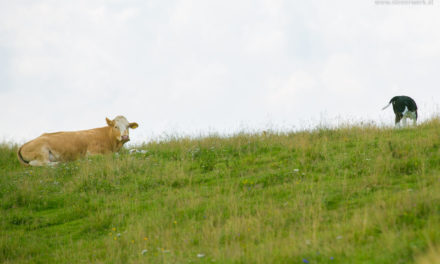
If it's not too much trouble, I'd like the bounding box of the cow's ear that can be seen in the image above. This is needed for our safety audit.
[106,117,115,127]
[129,122,139,129]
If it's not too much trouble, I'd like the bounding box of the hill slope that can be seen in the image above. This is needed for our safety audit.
[1,119,440,263]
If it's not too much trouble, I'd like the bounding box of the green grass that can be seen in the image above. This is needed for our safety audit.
[2,119,440,263]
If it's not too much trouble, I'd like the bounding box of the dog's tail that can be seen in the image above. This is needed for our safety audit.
[382,97,397,110]
[382,102,391,110]
[17,145,30,166]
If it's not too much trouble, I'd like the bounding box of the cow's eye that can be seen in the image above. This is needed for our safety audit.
[115,126,118,129]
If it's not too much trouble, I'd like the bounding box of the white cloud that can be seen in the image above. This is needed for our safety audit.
[1,0,440,143]
[321,53,363,95]
[267,70,318,110]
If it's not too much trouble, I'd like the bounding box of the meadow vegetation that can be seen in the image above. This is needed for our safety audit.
[1,118,440,263]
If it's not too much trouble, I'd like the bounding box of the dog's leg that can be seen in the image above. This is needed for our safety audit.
[410,112,417,126]
[395,115,402,128]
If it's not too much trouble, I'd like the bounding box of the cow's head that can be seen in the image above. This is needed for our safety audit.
[106,116,138,143]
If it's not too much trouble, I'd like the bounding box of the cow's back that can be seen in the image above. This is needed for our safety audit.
[35,131,89,161]
[45,127,115,159]
[20,127,112,162]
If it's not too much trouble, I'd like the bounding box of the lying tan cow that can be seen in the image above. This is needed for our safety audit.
[17,116,139,166]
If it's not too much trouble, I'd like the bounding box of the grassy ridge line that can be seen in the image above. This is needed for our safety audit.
[1,118,440,263]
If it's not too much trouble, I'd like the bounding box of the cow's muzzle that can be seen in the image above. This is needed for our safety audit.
[121,135,130,142]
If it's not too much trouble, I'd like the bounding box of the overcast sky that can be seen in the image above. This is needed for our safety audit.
[1,0,440,144]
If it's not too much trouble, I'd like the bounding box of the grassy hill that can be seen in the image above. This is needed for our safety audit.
[1,119,440,264]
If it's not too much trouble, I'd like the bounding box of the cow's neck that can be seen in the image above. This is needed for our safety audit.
[106,127,125,152]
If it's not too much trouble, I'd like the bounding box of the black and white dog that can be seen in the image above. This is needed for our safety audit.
[382,96,418,127]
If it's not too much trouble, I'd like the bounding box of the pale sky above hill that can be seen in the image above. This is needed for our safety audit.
[1,0,440,144]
